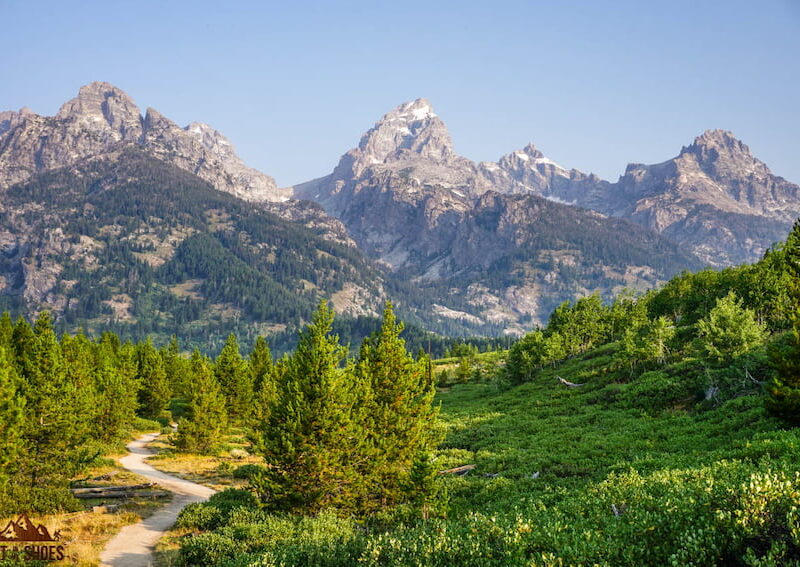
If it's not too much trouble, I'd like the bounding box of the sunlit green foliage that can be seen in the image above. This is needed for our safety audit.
[175,352,228,454]
[766,219,800,421]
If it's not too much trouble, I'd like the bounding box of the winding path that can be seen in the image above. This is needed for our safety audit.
[99,433,216,567]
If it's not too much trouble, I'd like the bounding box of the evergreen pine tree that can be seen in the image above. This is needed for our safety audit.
[250,336,273,393]
[135,339,171,419]
[249,336,275,424]
[0,347,24,487]
[20,312,92,486]
[356,302,439,508]
[251,301,356,513]
[767,220,800,420]
[94,341,139,444]
[175,351,228,454]
[61,333,100,439]
[215,333,253,421]
[0,312,14,351]
[162,335,190,399]
[405,452,446,520]
[11,316,35,381]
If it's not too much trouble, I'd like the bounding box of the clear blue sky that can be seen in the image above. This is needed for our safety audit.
[2,0,798,186]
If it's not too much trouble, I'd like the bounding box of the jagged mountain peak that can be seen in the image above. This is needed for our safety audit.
[690,128,741,149]
[185,121,236,155]
[682,129,758,165]
[499,142,567,172]
[349,97,454,173]
[0,83,288,201]
[142,106,169,127]
[613,129,799,265]
[677,128,771,179]
[385,97,438,121]
[55,81,140,128]
[78,80,128,99]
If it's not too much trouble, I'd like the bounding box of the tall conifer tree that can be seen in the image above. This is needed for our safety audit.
[20,313,92,485]
[136,339,171,419]
[215,333,252,421]
[0,347,24,487]
[94,341,139,443]
[0,312,14,351]
[767,220,800,420]
[176,351,228,453]
[249,336,275,424]
[251,301,357,513]
[356,302,439,507]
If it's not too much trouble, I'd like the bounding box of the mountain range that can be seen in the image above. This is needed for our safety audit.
[0,83,796,342]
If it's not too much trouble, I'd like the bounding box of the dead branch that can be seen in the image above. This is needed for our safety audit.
[70,483,157,495]
[438,464,476,476]
[557,376,585,388]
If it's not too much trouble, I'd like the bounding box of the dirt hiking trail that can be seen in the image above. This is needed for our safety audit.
[99,433,215,567]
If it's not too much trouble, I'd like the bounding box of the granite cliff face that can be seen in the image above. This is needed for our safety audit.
[606,130,800,265]
[296,99,800,278]
[293,100,703,330]
[0,82,290,201]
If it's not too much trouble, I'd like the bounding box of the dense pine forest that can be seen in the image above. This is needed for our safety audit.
[1,221,799,565]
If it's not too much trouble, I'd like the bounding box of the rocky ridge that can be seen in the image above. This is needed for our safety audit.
[295,100,800,270]
[2,84,797,336]
[0,82,290,202]
[293,100,703,329]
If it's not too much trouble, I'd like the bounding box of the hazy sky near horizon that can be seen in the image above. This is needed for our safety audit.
[2,0,798,186]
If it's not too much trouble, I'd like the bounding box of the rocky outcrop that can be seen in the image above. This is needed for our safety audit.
[0,82,290,201]
[607,130,800,265]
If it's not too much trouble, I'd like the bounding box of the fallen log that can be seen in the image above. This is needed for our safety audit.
[73,490,170,499]
[557,376,584,388]
[438,464,476,476]
[71,483,157,495]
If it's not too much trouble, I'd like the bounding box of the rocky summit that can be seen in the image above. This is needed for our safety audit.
[608,130,800,265]
[0,82,289,201]
[292,99,703,330]
[295,99,800,271]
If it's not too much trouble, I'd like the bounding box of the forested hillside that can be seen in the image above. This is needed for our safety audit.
[0,148,499,351]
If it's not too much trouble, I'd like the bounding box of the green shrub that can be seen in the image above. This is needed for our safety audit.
[180,532,244,566]
[131,416,162,432]
[176,502,224,531]
[0,485,81,516]
[208,489,258,511]
[233,464,266,480]
[621,369,703,414]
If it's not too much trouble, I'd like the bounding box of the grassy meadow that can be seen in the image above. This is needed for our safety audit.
[159,337,800,566]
